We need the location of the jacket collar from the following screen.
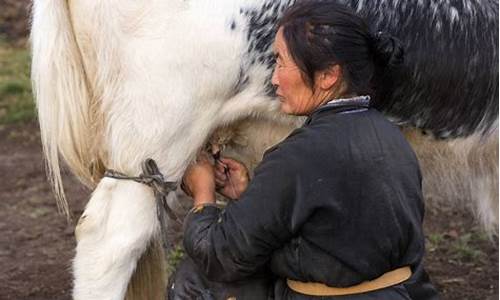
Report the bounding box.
[305,95,371,125]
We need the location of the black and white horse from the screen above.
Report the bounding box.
[31,0,498,299]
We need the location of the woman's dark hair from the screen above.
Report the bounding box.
[278,1,404,98]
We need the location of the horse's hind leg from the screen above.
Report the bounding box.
[403,127,499,235]
[73,178,165,300]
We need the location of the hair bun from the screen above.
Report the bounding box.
[371,31,404,68]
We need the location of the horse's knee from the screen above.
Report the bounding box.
[75,213,93,242]
[74,178,119,242]
[75,214,86,242]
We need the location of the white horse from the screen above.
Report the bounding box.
[31,0,498,299]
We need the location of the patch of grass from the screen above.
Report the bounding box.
[0,39,35,124]
[166,244,185,275]
[450,233,484,261]
[426,233,445,252]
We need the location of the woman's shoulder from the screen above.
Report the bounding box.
[309,108,417,162]
[262,123,337,168]
[314,108,404,139]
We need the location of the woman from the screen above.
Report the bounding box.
[172,2,439,299]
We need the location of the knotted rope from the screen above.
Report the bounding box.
[103,159,182,236]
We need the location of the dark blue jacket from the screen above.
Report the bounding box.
[180,100,439,299]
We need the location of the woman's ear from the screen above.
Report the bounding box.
[318,65,342,90]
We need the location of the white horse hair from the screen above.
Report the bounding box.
[31,0,498,299]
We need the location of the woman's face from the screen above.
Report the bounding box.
[272,28,325,116]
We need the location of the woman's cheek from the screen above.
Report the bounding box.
[280,100,292,114]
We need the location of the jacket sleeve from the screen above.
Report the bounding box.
[183,146,312,282]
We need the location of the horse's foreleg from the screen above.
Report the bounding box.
[73,178,164,300]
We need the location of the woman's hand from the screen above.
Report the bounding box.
[214,158,249,200]
[182,153,216,206]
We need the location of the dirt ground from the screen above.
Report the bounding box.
[0,0,30,45]
[0,123,87,300]
[0,122,498,300]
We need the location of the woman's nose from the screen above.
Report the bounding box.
[271,68,279,86]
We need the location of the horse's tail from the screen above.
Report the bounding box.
[125,236,167,300]
[31,0,101,217]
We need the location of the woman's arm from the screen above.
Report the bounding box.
[183,147,310,282]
